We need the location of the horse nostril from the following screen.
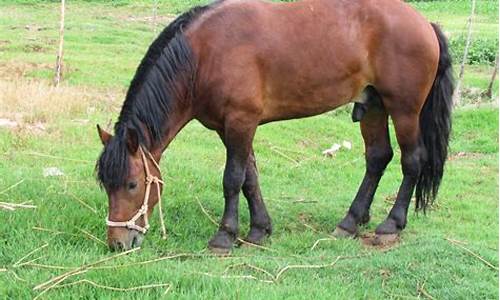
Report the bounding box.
[110,240,127,252]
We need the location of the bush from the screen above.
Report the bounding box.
[449,35,498,65]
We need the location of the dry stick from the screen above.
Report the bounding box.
[152,0,158,35]
[15,256,45,268]
[34,247,140,291]
[53,279,171,293]
[195,272,274,283]
[9,270,27,282]
[224,263,275,281]
[0,268,7,272]
[485,54,499,99]
[417,281,435,300]
[310,238,336,251]
[32,226,78,237]
[93,253,201,270]
[446,238,498,270]
[54,0,65,86]
[23,151,92,163]
[453,0,476,106]
[33,270,88,300]
[0,179,25,194]
[195,197,276,252]
[22,263,72,270]
[67,193,97,214]
[292,199,318,204]
[274,256,341,282]
[0,202,36,211]
[269,147,301,165]
[79,229,107,247]
[13,243,49,268]
[25,253,227,272]
[0,204,15,211]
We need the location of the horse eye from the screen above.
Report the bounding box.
[127,182,137,190]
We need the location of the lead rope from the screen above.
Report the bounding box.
[139,146,167,240]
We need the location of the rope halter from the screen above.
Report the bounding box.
[106,146,167,239]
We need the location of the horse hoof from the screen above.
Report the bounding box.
[208,230,236,254]
[372,233,399,246]
[208,246,232,255]
[332,226,356,238]
[241,226,272,246]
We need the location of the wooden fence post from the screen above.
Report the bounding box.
[484,54,499,100]
[54,0,65,87]
[453,0,476,106]
[152,0,158,36]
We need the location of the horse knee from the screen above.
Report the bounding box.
[401,146,425,178]
[366,146,393,176]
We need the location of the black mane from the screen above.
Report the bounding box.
[97,2,219,190]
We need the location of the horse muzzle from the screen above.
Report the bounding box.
[107,227,144,251]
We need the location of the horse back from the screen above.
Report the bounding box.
[186,0,439,127]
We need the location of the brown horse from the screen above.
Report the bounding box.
[97,0,453,252]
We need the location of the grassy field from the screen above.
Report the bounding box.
[0,0,498,299]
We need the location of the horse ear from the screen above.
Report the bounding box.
[97,124,112,145]
[126,127,139,154]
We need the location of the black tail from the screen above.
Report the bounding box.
[416,23,455,211]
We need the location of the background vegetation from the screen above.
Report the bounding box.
[0,0,498,299]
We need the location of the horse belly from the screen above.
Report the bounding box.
[260,69,367,123]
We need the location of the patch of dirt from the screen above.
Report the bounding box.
[360,232,400,251]
[23,44,47,53]
[119,14,176,25]
[448,151,487,161]
[0,61,52,79]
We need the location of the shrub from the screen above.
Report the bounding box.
[449,35,498,65]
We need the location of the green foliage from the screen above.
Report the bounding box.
[450,35,499,65]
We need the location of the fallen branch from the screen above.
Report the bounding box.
[446,238,498,270]
[79,229,107,247]
[9,270,27,282]
[34,247,140,291]
[417,281,435,300]
[195,272,274,283]
[274,256,341,282]
[224,263,275,281]
[67,192,97,214]
[0,179,25,194]
[33,270,88,300]
[310,238,336,251]
[53,279,171,293]
[13,243,48,267]
[23,263,72,270]
[23,151,92,163]
[32,226,78,237]
[269,147,301,165]
[0,201,36,211]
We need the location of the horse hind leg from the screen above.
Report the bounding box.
[373,101,427,244]
[334,87,393,237]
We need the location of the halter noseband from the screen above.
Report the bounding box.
[106,146,167,239]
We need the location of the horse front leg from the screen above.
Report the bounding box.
[242,149,272,245]
[208,118,257,253]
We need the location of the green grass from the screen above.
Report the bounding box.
[0,0,498,96]
[0,0,498,299]
[0,107,498,299]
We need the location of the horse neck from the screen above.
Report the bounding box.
[150,102,194,161]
